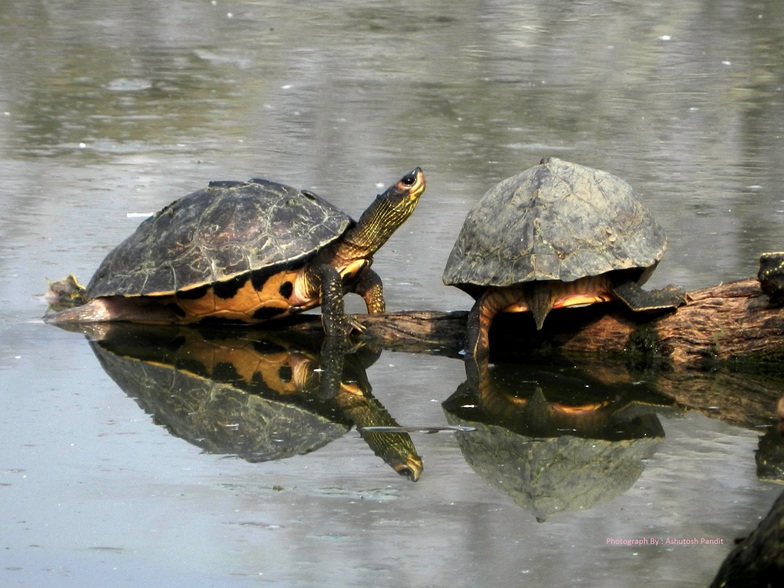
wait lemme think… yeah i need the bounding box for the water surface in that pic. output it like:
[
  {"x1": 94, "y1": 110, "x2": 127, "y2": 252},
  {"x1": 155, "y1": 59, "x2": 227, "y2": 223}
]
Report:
[{"x1": 2, "y1": 1, "x2": 784, "y2": 586}]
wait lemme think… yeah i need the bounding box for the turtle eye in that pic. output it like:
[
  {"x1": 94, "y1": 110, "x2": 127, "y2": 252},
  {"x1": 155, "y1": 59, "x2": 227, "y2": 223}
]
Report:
[{"x1": 401, "y1": 173, "x2": 417, "y2": 186}]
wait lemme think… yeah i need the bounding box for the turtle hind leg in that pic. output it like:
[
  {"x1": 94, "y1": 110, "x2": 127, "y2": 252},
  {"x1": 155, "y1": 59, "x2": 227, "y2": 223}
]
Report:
[
  {"x1": 612, "y1": 281, "x2": 686, "y2": 312},
  {"x1": 354, "y1": 268, "x2": 385, "y2": 314},
  {"x1": 44, "y1": 296, "x2": 183, "y2": 324},
  {"x1": 466, "y1": 287, "x2": 526, "y2": 360}
]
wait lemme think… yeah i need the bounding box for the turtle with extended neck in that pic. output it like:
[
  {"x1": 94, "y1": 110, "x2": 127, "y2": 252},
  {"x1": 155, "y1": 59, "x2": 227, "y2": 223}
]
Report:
[{"x1": 46, "y1": 168, "x2": 426, "y2": 341}]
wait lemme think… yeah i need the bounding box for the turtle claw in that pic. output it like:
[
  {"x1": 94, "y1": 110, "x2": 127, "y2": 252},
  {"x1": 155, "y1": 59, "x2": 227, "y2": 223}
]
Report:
[
  {"x1": 334, "y1": 317, "x2": 366, "y2": 352},
  {"x1": 317, "y1": 266, "x2": 370, "y2": 342},
  {"x1": 348, "y1": 316, "x2": 366, "y2": 334},
  {"x1": 320, "y1": 312, "x2": 365, "y2": 353}
]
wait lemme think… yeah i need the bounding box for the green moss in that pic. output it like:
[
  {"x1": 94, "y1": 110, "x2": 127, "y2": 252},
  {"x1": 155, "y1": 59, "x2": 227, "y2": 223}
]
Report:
[
  {"x1": 627, "y1": 325, "x2": 661, "y2": 353},
  {"x1": 623, "y1": 325, "x2": 675, "y2": 371}
]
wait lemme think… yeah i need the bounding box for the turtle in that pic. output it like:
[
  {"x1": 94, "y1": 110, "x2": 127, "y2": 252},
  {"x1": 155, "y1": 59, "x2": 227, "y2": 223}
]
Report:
[
  {"x1": 442, "y1": 363, "x2": 666, "y2": 521},
  {"x1": 83, "y1": 323, "x2": 424, "y2": 480},
  {"x1": 45, "y1": 168, "x2": 426, "y2": 341},
  {"x1": 442, "y1": 157, "x2": 684, "y2": 359},
  {"x1": 758, "y1": 251, "x2": 784, "y2": 306}
]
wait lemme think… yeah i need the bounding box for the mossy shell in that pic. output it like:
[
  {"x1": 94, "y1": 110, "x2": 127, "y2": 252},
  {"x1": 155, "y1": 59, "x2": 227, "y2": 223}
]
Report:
[
  {"x1": 87, "y1": 179, "x2": 351, "y2": 298},
  {"x1": 443, "y1": 157, "x2": 667, "y2": 295}
]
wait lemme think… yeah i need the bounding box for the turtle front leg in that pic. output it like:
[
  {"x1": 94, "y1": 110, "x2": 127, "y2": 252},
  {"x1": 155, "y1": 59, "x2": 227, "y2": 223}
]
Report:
[
  {"x1": 612, "y1": 280, "x2": 686, "y2": 312},
  {"x1": 317, "y1": 335, "x2": 346, "y2": 400},
  {"x1": 317, "y1": 265, "x2": 352, "y2": 344},
  {"x1": 466, "y1": 287, "x2": 523, "y2": 361},
  {"x1": 354, "y1": 269, "x2": 385, "y2": 314}
]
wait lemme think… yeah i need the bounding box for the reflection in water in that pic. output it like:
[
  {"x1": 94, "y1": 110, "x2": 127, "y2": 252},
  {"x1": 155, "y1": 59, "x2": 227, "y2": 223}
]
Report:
[
  {"x1": 757, "y1": 426, "x2": 784, "y2": 483},
  {"x1": 443, "y1": 358, "x2": 677, "y2": 521},
  {"x1": 714, "y1": 419, "x2": 784, "y2": 587},
  {"x1": 57, "y1": 323, "x2": 423, "y2": 481},
  {"x1": 714, "y1": 403, "x2": 784, "y2": 585},
  {"x1": 4, "y1": 1, "x2": 784, "y2": 584},
  {"x1": 711, "y1": 484, "x2": 784, "y2": 588}
]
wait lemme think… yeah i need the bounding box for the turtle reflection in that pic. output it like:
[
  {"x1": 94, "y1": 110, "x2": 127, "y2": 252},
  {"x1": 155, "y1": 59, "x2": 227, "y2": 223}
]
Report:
[
  {"x1": 79, "y1": 323, "x2": 423, "y2": 481},
  {"x1": 443, "y1": 359, "x2": 677, "y2": 521},
  {"x1": 756, "y1": 413, "x2": 784, "y2": 483}
]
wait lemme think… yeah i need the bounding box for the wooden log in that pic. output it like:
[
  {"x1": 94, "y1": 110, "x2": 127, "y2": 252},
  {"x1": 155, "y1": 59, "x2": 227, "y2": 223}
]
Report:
[
  {"x1": 281, "y1": 310, "x2": 467, "y2": 355},
  {"x1": 281, "y1": 279, "x2": 784, "y2": 432},
  {"x1": 555, "y1": 278, "x2": 784, "y2": 365},
  {"x1": 287, "y1": 277, "x2": 784, "y2": 367},
  {"x1": 623, "y1": 364, "x2": 782, "y2": 431},
  {"x1": 352, "y1": 310, "x2": 468, "y2": 355}
]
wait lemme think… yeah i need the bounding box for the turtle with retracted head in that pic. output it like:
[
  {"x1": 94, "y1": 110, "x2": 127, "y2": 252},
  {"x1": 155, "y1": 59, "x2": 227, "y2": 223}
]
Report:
[{"x1": 443, "y1": 157, "x2": 684, "y2": 359}]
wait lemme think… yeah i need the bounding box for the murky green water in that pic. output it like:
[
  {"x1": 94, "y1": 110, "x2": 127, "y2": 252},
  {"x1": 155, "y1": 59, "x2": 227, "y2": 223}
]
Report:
[{"x1": 2, "y1": 1, "x2": 784, "y2": 586}]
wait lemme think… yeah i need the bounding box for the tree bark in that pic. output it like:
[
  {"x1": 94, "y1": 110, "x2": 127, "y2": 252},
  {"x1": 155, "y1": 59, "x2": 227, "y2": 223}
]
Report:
[
  {"x1": 278, "y1": 278, "x2": 784, "y2": 434},
  {"x1": 287, "y1": 278, "x2": 784, "y2": 367},
  {"x1": 556, "y1": 278, "x2": 784, "y2": 365}
]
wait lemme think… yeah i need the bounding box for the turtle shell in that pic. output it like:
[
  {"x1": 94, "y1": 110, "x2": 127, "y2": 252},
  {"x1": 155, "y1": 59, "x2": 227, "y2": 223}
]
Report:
[
  {"x1": 442, "y1": 157, "x2": 667, "y2": 294},
  {"x1": 87, "y1": 326, "x2": 354, "y2": 462},
  {"x1": 87, "y1": 179, "x2": 352, "y2": 298}
]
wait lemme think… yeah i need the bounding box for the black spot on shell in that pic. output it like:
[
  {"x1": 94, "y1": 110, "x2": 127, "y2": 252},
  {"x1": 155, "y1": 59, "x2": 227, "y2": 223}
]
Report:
[
  {"x1": 213, "y1": 274, "x2": 249, "y2": 299},
  {"x1": 251, "y1": 269, "x2": 272, "y2": 291},
  {"x1": 212, "y1": 361, "x2": 241, "y2": 382},
  {"x1": 174, "y1": 358, "x2": 210, "y2": 377},
  {"x1": 253, "y1": 307, "x2": 287, "y2": 320},
  {"x1": 278, "y1": 365, "x2": 293, "y2": 383},
  {"x1": 279, "y1": 281, "x2": 294, "y2": 299},
  {"x1": 249, "y1": 370, "x2": 262, "y2": 386},
  {"x1": 178, "y1": 284, "x2": 211, "y2": 300}
]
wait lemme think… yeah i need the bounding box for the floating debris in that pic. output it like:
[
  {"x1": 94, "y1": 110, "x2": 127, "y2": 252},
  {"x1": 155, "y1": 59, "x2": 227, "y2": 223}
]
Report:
[{"x1": 360, "y1": 425, "x2": 476, "y2": 434}]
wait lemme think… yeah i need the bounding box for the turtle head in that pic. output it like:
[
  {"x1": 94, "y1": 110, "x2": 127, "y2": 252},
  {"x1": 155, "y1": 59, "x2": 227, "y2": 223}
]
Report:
[
  {"x1": 349, "y1": 168, "x2": 426, "y2": 254},
  {"x1": 386, "y1": 167, "x2": 426, "y2": 215},
  {"x1": 358, "y1": 426, "x2": 424, "y2": 482},
  {"x1": 366, "y1": 167, "x2": 426, "y2": 234},
  {"x1": 393, "y1": 453, "x2": 424, "y2": 482}
]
